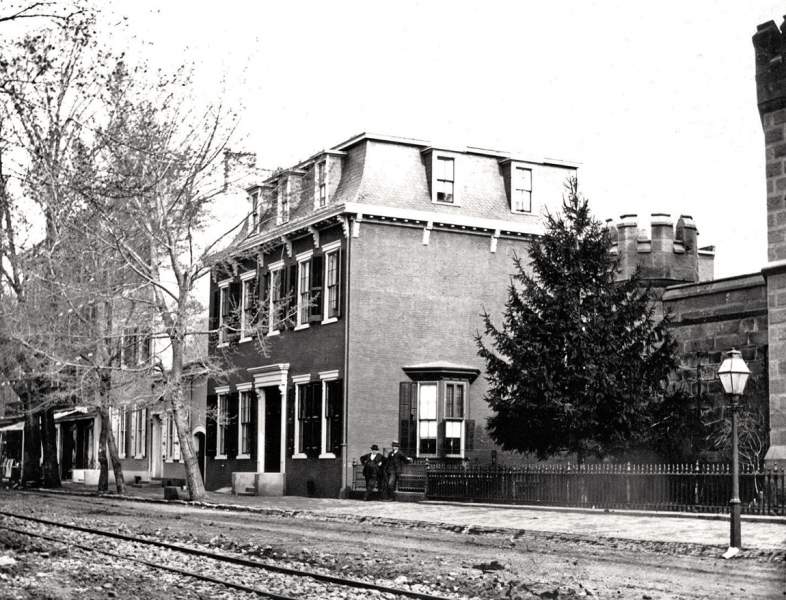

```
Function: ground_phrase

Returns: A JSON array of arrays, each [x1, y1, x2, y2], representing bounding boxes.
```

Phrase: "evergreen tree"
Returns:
[[476, 180, 677, 460]]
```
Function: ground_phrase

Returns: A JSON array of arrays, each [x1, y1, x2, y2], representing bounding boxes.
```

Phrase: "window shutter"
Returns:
[[250, 391, 258, 457], [255, 267, 267, 327], [465, 420, 475, 451], [129, 407, 137, 455], [399, 382, 417, 457], [328, 379, 343, 456], [173, 418, 181, 461], [162, 414, 169, 459], [227, 394, 238, 458], [335, 249, 342, 318], [141, 409, 148, 457], [285, 264, 297, 328], [286, 386, 295, 457], [309, 381, 322, 458], [228, 281, 242, 341], [206, 397, 217, 458], [309, 254, 323, 322]]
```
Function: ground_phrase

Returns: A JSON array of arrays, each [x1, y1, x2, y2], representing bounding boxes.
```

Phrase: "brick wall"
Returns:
[[346, 220, 533, 475]]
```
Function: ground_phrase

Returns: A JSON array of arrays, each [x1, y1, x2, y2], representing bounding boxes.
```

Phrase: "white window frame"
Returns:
[[267, 260, 284, 336], [237, 383, 253, 459], [430, 152, 459, 206], [239, 270, 256, 342], [443, 380, 467, 458], [314, 160, 328, 209], [416, 382, 439, 458], [132, 407, 146, 459], [511, 164, 533, 214], [217, 278, 232, 347], [321, 240, 341, 324], [291, 374, 311, 459], [295, 250, 313, 330], [318, 370, 339, 459], [215, 386, 230, 459]]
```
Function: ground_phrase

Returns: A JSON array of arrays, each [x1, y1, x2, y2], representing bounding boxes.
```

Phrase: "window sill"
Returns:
[[293, 323, 310, 331], [215, 454, 227, 460], [292, 453, 308, 460], [267, 330, 280, 337], [321, 317, 338, 325], [217, 342, 229, 349], [164, 459, 181, 464], [236, 453, 251, 460], [133, 454, 145, 460], [432, 200, 461, 207], [510, 209, 532, 215], [239, 337, 253, 344], [319, 452, 336, 459]]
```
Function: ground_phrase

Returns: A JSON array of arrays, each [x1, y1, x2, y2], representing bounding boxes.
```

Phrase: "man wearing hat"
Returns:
[[383, 440, 411, 500], [359, 444, 384, 500]]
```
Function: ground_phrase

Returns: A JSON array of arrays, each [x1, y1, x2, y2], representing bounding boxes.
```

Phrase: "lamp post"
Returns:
[[717, 348, 751, 551]]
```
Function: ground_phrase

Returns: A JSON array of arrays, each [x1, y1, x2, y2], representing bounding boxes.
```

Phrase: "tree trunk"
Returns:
[[97, 408, 109, 493], [170, 339, 205, 501], [97, 370, 126, 494], [22, 411, 42, 485], [39, 406, 61, 488]]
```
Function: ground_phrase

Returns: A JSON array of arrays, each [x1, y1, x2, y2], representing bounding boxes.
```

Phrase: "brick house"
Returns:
[[204, 133, 578, 496]]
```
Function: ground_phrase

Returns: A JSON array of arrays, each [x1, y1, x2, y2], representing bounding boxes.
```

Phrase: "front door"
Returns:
[[264, 386, 281, 473]]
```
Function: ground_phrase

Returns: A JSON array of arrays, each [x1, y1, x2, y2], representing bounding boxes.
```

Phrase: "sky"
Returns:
[[103, 0, 786, 279]]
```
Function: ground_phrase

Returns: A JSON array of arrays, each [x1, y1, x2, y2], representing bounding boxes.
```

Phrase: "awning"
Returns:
[[0, 421, 24, 432]]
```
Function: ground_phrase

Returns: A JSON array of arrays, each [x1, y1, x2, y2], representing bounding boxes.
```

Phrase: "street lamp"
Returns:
[[717, 348, 750, 553]]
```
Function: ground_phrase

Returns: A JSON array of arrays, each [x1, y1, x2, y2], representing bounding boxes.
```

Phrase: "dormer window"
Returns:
[[512, 167, 532, 213], [317, 161, 327, 208], [277, 178, 290, 225], [436, 156, 455, 204], [250, 189, 260, 231]]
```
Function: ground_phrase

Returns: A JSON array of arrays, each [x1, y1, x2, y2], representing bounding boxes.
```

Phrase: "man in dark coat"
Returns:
[[359, 444, 384, 500], [383, 440, 411, 500]]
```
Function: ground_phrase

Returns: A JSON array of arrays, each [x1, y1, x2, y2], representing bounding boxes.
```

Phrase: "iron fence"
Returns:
[[352, 460, 786, 514], [422, 463, 786, 515]]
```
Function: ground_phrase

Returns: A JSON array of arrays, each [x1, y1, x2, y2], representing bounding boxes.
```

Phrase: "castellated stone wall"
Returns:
[[754, 17, 786, 464], [606, 213, 715, 287]]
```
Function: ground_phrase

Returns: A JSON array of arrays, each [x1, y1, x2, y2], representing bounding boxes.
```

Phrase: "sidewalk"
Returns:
[[56, 482, 786, 551]]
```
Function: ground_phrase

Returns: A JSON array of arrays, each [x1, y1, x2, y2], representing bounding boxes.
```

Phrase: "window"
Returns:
[[238, 390, 253, 457], [512, 167, 532, 213], [250, 189, 260, 231], [317, 161, 327, 208], [122, 328, 138, 367], [443, 382, 466, 456], [216, 393, 229, 458], [140, 332, 152, 364], [131, 407, 146, 458], [295, 381, 322, 458], [418, 383, 438, 455], [400, 378, 472, 458], [435, 156, 455, 204], [294, 377, 342, 459], [277, 179, 290, 224], [323, 246, 341, 321], [268, 267, 283, 334], [321, 376, 342, 458], [218, 282, 231, 345], [111, 407, 126, 459], [297, 258, 311, 326], [240, 273, 256, 340], [164, 413, 181, 462]]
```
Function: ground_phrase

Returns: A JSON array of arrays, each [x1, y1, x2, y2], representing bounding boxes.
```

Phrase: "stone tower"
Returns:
[[754, 19, 786, 465]]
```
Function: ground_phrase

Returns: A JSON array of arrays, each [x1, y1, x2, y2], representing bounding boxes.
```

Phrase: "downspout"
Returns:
[[340, 221, 352, 496]]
